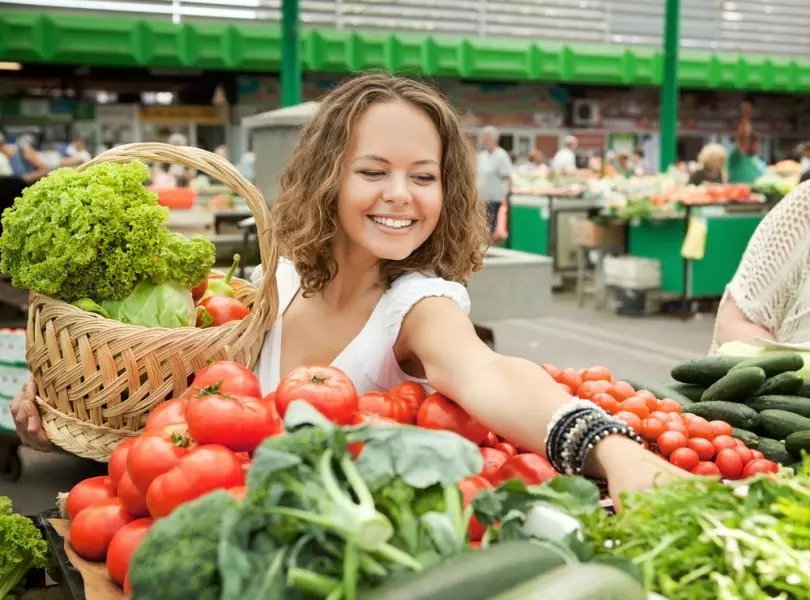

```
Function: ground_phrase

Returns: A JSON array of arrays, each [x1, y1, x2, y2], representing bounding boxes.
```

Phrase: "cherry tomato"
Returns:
[[144, 397, 189, 432], [734, 446, 754, 465], [66, 476, 116, 521], [742, 458, 779, 478], [620, 396, 650, 420], [108, 439, 138, 490], [687, 437, 715, 461], [358, 391, 415, 424], [581, 366, 613, 382], [69, 497, 134, 561], [416, 393, 489, 445], [733, 438, 747, 449], [275, 365, 358, 425], [196, 295, 249, 327], [691, 461, 722, 476], [186, 391, 283, 452], [592, 392, 619, 414], [127, 422, 194, 494], [715, 448, 745, 480], [645, 396, 662, 412], [389, 381, 427, 421], [658, 399, 682, 413], [558, 368, 583, 394], [650, 410, 670, 424], [190, 361, 262, 399], [540, 363, 562, 381], [191, 279, 208, 302], [657, 430, 688, 457], [670, 412, 687, 423], [669, 447, 699, 471], [641, 418, 666, 442], [687, 419, 714, 440], [479, 447, 509, 481], [493, 454, 557, 486], [458, 476, 493, 541], [577, 381, 605, 400], [633, 389, 657, 403], [494, 442, 517, 457], [118, 471, 149, 518], [106, 518, 153, 585], [480, 432, 499, 448], [609, 381, 636, 402], [147, 445, 246, 518], [712, 435, 737, 453], [665, 421, 688, 435], [709, 420, 733, 437], [750, 449, 765, 460], [614, 411, 642, 434]]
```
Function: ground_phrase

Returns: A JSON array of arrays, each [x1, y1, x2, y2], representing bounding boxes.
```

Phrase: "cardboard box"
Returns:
[[571, 219, 625, 248]]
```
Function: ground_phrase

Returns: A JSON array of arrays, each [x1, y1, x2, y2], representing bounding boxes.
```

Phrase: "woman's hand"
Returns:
[[10, 378, 53, 452], [588, 435, 686, 510]]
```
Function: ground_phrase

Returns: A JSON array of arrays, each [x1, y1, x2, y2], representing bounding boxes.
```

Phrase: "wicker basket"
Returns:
[[27, 143, 279, 461]]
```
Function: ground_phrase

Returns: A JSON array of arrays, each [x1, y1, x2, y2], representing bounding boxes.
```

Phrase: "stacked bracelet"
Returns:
[[545, 400, 644, 476]]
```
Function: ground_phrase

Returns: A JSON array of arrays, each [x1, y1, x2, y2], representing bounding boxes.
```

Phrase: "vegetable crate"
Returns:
[[24, 143, 280, 462]]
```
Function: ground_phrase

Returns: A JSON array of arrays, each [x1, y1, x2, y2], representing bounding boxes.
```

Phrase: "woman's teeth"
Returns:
[[370, 216, 413, 229]]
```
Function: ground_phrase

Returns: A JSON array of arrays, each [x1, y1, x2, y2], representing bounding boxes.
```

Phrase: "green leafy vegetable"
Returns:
[[0, 162, 215, 302], [76, 280, 196, 328], [0, 497, 50, 599]]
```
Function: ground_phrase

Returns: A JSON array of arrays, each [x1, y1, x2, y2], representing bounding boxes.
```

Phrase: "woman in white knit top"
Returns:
[[712, 182, 810, 350]]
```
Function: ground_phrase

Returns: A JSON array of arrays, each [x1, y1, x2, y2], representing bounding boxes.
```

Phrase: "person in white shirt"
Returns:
[[551, 134, 578, 174], [62, 137, 92, 166], [476, 126, 512, 234]]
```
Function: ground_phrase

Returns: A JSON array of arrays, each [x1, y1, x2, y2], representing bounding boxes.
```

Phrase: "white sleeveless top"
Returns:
[[250, 259, 471, 394]]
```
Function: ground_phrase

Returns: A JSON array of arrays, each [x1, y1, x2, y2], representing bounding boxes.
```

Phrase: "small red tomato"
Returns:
[[715, 448, 745, 480], [734, 446, 754, 464], [581, 366, 613, 382], [117, 471, 149, 518], [750, 449, 765, 460], [657, 430, 688, 457], [540, 363, 563, 381], [479, 447, 509, 481], [658, 399, 682, 413], [577, 381, 602, 400], [190, 361, 263, 399], [458, 475, 493, 541], [691, 461, 722, 476], [620, 396, 650, 420], [609, 381, 636, 402], [592, 392, 619, 414], [358, 391, 415, 424], [665, 421, 688, 435], [144, 397, 189, 433], [641, 418, 666, 442], [712, 435, 737, 453], [66, 476, 116, 521], [634, 390, 657, 403], [106, 518, 153, 586], [669, 447, 699, 471], [493, 454, 557, 486], [69, 497, 135, 561], [687, 419, 714, 440], [558, 368, 583, 394], [709, 420, 733, 437], [480, 432, 499, 448], [416, 393, 489, 445], [742, 458, 779, 478], [196, 295, 249, 327], [650, 410, 670, 424], [687, 437, 715, 461], [732, 438, 747, 449], [389, 381, 427, 421], [494, 442, 517, 457], [108, 439, 138, 490], [191, 279, 208, 302], [614, 411, 642, 434]]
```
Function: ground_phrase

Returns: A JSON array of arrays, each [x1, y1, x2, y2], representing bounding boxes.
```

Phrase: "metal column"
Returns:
[[281, 0, 302, 107], [659, 0, 680, 172]]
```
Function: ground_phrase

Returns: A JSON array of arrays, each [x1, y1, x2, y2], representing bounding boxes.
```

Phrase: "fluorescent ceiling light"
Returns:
[[0, 62, 22, 71]]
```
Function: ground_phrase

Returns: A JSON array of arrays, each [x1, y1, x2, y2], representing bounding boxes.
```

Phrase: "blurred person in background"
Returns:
[[727, 102, 766, 184], [61, 136, 92, 166], [797, 142, 810, 177], [550, 134, 578, 174], [689, 143, 727, 185], [477, 126, 512, 240], [165, 132, 194, 186], [4, 134, 48, 184]]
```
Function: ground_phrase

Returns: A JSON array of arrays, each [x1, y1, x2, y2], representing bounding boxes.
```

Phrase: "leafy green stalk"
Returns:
[[0, 498, 49, 599]]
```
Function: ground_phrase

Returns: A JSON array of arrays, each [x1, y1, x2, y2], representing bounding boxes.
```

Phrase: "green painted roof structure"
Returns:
[[2, 10, 810, 92]]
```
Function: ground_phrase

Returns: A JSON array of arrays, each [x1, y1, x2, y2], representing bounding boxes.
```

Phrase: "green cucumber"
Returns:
[[797, 380, 810, 398], [666, 382, 706, 403], [490, 564, 646, 600], [670, 356, 747, 386], [731, 427, 760, 449], [683, 401, 759, 430], [785, 430, 810, 459], [700, 367, 766, 403], [757, 437, 794, 465], [729, 352, 805, 378], [754, 372, 804, 397], [759, 409, 810, 440], [745, 395, 810, 419], [619, 378, 694, 409], [364, 541, 568, 600]]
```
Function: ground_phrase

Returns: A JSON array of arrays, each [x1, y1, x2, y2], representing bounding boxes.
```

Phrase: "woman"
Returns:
[[711, 182, 810, 351], [12, 74, 682, 506], [688, 144, 727, 186]]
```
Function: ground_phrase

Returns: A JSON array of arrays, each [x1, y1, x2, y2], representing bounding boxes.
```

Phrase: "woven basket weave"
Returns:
[[26, 143, 279, 461]]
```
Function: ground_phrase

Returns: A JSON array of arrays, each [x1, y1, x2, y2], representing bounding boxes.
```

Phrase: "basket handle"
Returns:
[[77, 143, 279, 312]]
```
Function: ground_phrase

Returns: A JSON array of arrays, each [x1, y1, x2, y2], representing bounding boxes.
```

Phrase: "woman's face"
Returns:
[[336, 100, 443, 263]]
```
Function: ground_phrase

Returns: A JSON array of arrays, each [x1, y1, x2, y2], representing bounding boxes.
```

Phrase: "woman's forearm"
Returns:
[[714, 295, 774, 347]]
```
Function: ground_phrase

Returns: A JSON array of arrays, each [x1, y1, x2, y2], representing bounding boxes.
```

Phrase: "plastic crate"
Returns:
[[604, 255, 661, 290], [0, 328, 26, 367]]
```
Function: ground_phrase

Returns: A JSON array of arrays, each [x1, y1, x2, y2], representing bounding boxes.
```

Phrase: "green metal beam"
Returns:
[[281, 0, 301, 107], [660, 0, 681, 172]]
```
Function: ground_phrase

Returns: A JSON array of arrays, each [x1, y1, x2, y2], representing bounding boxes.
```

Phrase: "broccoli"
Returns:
[[0, 497, 50, 599], [129, 490, 236, 600]]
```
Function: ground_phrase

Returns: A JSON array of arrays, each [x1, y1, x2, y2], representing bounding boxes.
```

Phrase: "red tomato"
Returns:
[[494, 442, 517, 457], [390, 381, 427, 419], [186, 392, 283, 452], [347, 411, 398, 458], [66, 476, 117, 521], [609, 381, 636, 402], [614, 411, 642, 434], [493, 454, 557, 486], [657, 431, 688, 457], [670, 412, 687, 423], [709, 420, 733, 437], [691, 461, 722, 476], [357, 391, 415, 424], [687, 438, 715, 461], [540, 363, 562, 381], [641, 418, 666, 442], [106, 518, 152, 585], [734, 446, 754, 465], [558, 368, 583, 394], [742, 458, 779, 478], [263, 391, 276, 406], [687, 419, 714, 440], [592, 392, 619, 414], [191, 361, 262, 399], [480, 432, 499, 448], [458, 476, 493, 541], [634, 390, 657, 403], [581, 366, 613, 383], [108, 439, 138, 490], [666, 421, 688, 435], [227, 486, 248, 501], [751, 449, 765, 460], [577, 381, 601, 400], [715, 448, 745, 480], [143, 397, 188, 432], [712, 435, 737, 453], [733, 438, 747, 449], [117, 471, 149, 518], [146, 445, 245, 518], [124, 574, 131, 597], [69, 497, 135, 561], [479, 447, 509, 481], [645, 396, 662, 412], [127, 423, 194, 494], [650, 410, 670, 424], [416, 393, 489, 445], [197, 295, 249, 327], [620, 396, 650, 420], [669, 447, 699, 471], [658, 399, 682, 413], [191, 279, 208, 303], [275, 365, 358, 425]]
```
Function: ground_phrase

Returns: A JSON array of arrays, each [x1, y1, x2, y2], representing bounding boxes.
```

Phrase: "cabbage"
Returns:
[[75, 280, 196, 328]]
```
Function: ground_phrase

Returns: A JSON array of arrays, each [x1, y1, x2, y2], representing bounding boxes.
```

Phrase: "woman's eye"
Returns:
[[413, 174, 437, 183], [359, 170, 385, 178]]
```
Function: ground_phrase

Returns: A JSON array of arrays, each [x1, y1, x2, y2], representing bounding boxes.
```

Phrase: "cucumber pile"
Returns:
[[663, 353, 810, 465]]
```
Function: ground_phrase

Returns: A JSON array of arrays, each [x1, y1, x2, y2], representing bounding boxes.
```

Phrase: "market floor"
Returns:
[[1, 293, 716, 515]]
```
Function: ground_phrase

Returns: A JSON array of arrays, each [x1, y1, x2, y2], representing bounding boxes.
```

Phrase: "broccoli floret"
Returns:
[[129, 491, 236, 600], [0, 497, 50, 599]]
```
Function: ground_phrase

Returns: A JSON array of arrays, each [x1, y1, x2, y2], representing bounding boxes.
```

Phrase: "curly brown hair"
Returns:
[[272, 72, 488, 296]]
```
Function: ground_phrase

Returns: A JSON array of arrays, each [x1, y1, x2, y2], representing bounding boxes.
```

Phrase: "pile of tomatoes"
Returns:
[[541, 363, 780, 480]]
